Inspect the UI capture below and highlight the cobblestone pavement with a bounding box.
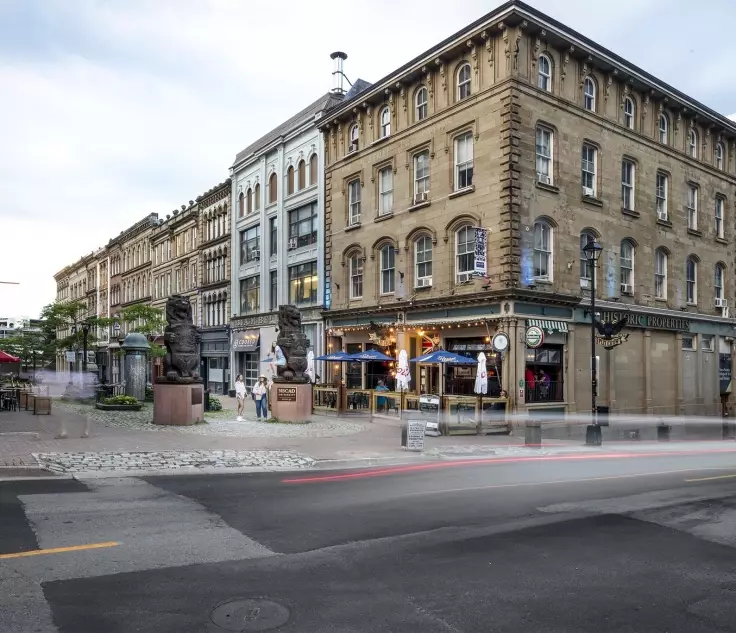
[56,401,365,438]
[34,449,315,473]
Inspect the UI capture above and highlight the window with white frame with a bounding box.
[414,151,430,200]
[715,197,725,238]
[688,129,698,158]
[620,240,634,293]
[538,54,551,91]
[658,114,668,144]
[716,142,725,170]
[654,248,667,299]
[378,166,393,215]
[349,124,359,151]
[656,172,668,220]
[579,231,596,285]
[457,63,471,100]
[379,107,390,138]
[415,236,433,286]
[583,77,595,111]
[581,143,597,196]
[379,245,395,294]
[715,264,725,301]
[687,184,698,230]
[454,133,474,190]
[686,257,697,304]
[349,254,363,299]
[536,126,553,185]
[456,226,474,281]
[621,159,635,210]
[533,221,552,281]
[348,179,361,226]
[623,97,635,129]
[415,87,428,121]
[701,335,714,352]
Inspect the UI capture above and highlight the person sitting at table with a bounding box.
[375,379,389,410]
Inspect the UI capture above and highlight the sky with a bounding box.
[1,0,735,320]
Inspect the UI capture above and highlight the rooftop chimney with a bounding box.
[330,51,348,95]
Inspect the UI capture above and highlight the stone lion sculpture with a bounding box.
[273,304,309,384]
[159,295,201,383]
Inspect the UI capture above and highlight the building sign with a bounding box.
[595,332,629,350]
[599,311,690,332]
[719,353,732,394]
[474,228,488,276]
[525,326,544,349]
[232,314,278,328]
[232,329,259,352]
[276,387,297,402]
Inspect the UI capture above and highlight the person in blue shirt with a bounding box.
[375,379,389,410]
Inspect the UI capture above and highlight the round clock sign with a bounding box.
[525,325,544,349]
[492,332,509,352]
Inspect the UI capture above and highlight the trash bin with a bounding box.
[585,424,602,446]
[525,419,542,447]
[657,423,671,442]
[596,405,610,427]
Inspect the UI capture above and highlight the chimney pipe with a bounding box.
[330,51,348,95]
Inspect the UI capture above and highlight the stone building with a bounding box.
[319,0,736,416]
[53,256,91,378]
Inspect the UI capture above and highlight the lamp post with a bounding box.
[583,239,603,446]
[70,324,77,384]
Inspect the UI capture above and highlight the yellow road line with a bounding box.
[0,541,119,560]
[686,473,736,483]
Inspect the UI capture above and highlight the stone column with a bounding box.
[675,332,684,415]
[121,333,151,402]
[566,325,576,412]
[644,331,653,414]
[607,345,616,412]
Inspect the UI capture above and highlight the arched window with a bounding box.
[238,191,244,217]
[658,114,669,145]
[297,160,306,190]
[579,231,597,287]
[246,188,253,214]
[715,264,726,301]
[414,236,433,287]
[379,245,395,294]
[686,256,698,305]
[688,128,698,158]
[349,253,363,299]
[379,107,390,138]
[254,183,260,210]
[455,226,475,282]
[654,248,668,299]
[287,165,294,195]
[583,77,595,111]
[268,172,277,203]
[620,240,635,294]
[533,220,553,281]
[457,63,471,100]
[309,154,318,185]
[538,54,551,91]
[348,124,359,152]
[415,86,428,121]
[715,142,725,170]
[623,96,635,129]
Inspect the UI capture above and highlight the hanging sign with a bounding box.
[492,332,509,352]
[525,326,544,349]
[595,332,628,350]
[474,228,488,276]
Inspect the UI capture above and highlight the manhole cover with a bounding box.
[210,599,290,631]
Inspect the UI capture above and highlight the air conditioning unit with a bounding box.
[414,191,429,204]
[348,143,358,153]
[537,174,551,185]
[580,278,590,289]
[416,276,432,288]
[582,186,595,197]
[349,215,361,227]
[715,298,728,308]
[252,249,261,260]
[288,238,298,250]
[620,283,633,295]
[457,272,472,283]
[657,210,668,221]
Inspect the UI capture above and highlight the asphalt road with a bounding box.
[3,450,736,632]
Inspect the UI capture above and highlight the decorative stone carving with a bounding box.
[422,66,434,99]
[500,23,510,72]
[481,30,493,68]
[513,22,526,71]
[436,59,445,92]
[642,92,650,120]
[159,295,201,383]
[561,46,573,85]
[399,84,406,113]
[272,305,310,384]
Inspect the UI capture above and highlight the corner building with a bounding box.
[320,0,736,416]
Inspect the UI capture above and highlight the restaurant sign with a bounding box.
[599,311,690,332]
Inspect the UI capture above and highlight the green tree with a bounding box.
[105,304,167,358]
[39,300,104,352]
[0,328,55,373]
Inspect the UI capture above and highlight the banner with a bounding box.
[474,228,488,276]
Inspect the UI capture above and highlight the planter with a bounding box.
[95,403,143,411]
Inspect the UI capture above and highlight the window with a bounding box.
[240,225,260,263]
[579,232,596,284]
[349,254,363,299]
[533,221,552,281]
[378,167,393,215]
[269,216,277,256]
[682,335,695,351]
[621,159,635,210]
[297,160,306,190]
[246,188,253,215]
[583,77,595,111]
[348,124,359,152]
[620,240,634,293]
[701,335,714,352]
[715,197,725,238]
[686,257,697,304]
[688,129,698,158]
[658,114,668,144]
[268,172,277,204]
[454,133,474,190]
[715,264,725,301]
[379,107,390,138]
[238,192,245,217]
[415,236,432,285]
[309,154,318,185]
[456,226,474,281]
[348,179,361,226]
[687,184,698,230]
[287,165,294,195]
[414,151,430,199]
[654,248,667,299]
[415,87,428,121]
[240,276,259,314]
[270,270,278,311]
[538,54,551,91]
[289,261,318,305]
[581,143,597,196]
[289,202,318,248]
[623,97,635,129]
[379,245,396,294]
[457,63,471,100]
[254,184,260,211]
[656,172,668,220]
[536,126,553,185]
[716,142,725,170]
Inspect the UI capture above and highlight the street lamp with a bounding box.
[80,319,92,377]
[583,239,603,446]
[69,324,77,384]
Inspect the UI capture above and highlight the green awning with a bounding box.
[526,319,569,333]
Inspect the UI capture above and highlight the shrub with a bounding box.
[208,394,222,411]
[103,395,139,406]
[145,386,154,401]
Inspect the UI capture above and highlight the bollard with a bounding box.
[657,423,670,442]
[525,419,542,447]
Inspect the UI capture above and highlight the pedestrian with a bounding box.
[234,374,246,422]
[252,374,269,421]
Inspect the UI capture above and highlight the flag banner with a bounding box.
[474,228,488,276]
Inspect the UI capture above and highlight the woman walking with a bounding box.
[234,374,246,422]
[252,375,269,421]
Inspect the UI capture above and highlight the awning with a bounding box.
[526,319,569,333]
[232,329,260,352]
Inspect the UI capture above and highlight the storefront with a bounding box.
[200,327,230,395]
[232,326,260,390]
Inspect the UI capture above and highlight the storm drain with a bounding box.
[210,598,290,631]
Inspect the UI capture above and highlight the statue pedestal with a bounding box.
[270,383,312,423]
[153,382,204,426]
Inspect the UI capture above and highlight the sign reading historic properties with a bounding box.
[599,311,691,332]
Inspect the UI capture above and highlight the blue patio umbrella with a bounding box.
[344,350,394,362]
[314,351,352,361]
[409,349,476,364]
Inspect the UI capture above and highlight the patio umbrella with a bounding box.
[0,350,20,363]
[409,349,475,424]
[306,350,315,383]
[314,351,351,361]
[396,350,411,391]
[474,352,487,395]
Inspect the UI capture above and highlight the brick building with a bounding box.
[319,0,736,416]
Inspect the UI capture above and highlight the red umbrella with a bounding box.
[0,350,20,363]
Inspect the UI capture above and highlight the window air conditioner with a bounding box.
[348,143,358,153]
[416,276,432,288]
[414,191,429,204]
[580,278,590,289]
[582,186,595,197]
[288,238,298,250]
[715,298,728,308]
[537,174,551,185]
[620,283,633,295]
[252,249,261,260]
[457,272,472,283]
[657,210,668,221]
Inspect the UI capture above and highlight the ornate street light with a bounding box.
[583,239,603,446]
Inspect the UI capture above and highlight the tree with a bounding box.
[1,328,55,373]
[39,300,105,353]
[104,305,167,358]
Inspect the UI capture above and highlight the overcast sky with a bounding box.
[1,0,735,320]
